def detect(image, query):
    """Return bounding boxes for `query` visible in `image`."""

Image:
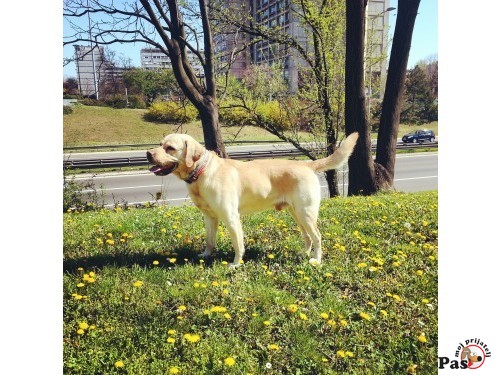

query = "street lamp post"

[366,6,396,120]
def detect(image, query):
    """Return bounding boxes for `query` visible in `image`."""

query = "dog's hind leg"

[291,205,322,264]
[288,206,312,255]
[199,214,219,259]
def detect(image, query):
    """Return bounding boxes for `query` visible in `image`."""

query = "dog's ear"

[461,348,470,360]
[185,139,204,168]
[184,140,195,168]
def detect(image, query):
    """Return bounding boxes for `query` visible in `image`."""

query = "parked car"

[402,129,436,143]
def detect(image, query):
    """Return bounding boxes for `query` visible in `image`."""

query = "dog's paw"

[228,262,242,269]
[308,258,321,266]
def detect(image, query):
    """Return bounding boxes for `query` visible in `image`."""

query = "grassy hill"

[63,104,438,148]
[64,191,437,374]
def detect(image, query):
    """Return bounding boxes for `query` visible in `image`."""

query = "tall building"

[74,45,125,98]
[74,45,105,97]
[214,0,393,93]
[140,48,204,75]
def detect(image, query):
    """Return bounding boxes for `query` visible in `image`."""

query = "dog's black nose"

[146,151,154,163]
[477,356,482,362]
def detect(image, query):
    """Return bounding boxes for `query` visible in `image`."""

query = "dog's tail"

[308,132,359,173]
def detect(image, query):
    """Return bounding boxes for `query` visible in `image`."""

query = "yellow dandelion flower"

[267,254,275,259]
[327,319,336,326]
[380,310,388,316]
[268,344,280,351]
[393,294,402,302]
[367,301,376,307]
[167,337,176,343]
[221,261,228,265]
[222,289,230,295]
[320,313,329,319]
[106,233,113,238]
[340,320,348,327]
[153,260,159,265]
[336,350,346,358]
[359,312,371,321]
[133,281,144,287]
[325,272,333,278]
[417,334,427,343]
[299,313,308,321]
[211,281,219,287]
[322,357,329,362]
[178,305,187,311]
[114,361,125,368]
[224,357,236,367]
[346,351,354,358]
[263,320,271,326]
[223,313,232,319]
[169,366,180,374]
[183,333,201,343]
[210,306,227,313]
[422,298,430,304]
[169,258,177,264]
[78,322,89,330]
[106,239,115,246]
[416,270,424,276]
[357,262,367,268]
[238,260,245,264]
[287,304,298,313]
[168,329,176,335]
[77,283,85,288]
[76,328,85,335]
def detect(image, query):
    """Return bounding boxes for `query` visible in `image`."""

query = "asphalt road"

[71,152,438,207]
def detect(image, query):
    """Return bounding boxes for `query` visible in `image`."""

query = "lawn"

[63,105,286,147]
[64,191,437,374]
[63,105,438,148]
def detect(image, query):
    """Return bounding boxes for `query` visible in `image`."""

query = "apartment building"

[215,0,392,93]
[74,45,125,98]
[140,48,204,75]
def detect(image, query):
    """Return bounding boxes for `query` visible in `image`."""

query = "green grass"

[63,105,287,148]
[64,191,437,374]
[63,105,437,148]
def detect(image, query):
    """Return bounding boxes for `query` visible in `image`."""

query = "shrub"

[80,98,104,107]
[63,174,105,212]
[255,100,292,130]
[63,105,74,115]
[144,100,198,123]
[127,94,147,109]
[104,94,128,109]
[219,103,252,126]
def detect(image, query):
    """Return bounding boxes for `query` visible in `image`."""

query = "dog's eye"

[165,145,176,152]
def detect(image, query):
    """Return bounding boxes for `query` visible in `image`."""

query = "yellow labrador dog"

[147,133,358,266]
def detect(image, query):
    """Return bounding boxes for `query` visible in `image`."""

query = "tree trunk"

[198,97,227,157]
[375,0,421,181]
[345,0,377,196]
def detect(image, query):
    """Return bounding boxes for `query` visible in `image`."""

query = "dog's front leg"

[223,211,245,267]
[199,214,219,259]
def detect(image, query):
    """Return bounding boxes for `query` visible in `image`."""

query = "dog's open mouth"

[149,163,178,176]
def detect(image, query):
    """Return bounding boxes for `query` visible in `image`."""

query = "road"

[70,151,438,207]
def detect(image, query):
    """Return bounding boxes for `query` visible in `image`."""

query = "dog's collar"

[184,150,210,184]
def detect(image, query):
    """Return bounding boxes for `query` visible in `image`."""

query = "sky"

[63,0,438,78]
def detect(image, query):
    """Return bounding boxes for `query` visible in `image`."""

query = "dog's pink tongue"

[149,166,163,173]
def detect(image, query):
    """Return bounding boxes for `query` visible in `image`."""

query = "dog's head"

[146,134,205,177]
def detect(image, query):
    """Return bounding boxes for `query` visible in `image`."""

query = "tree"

[64,0,227,156]
[345,0,421,195]
[212,0,347,197]
[123,68,180,103]
[401,65,436,124]
[63,77,79,96]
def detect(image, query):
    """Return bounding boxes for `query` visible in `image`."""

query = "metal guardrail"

[63,142,437,170]
[63,139,286,152]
